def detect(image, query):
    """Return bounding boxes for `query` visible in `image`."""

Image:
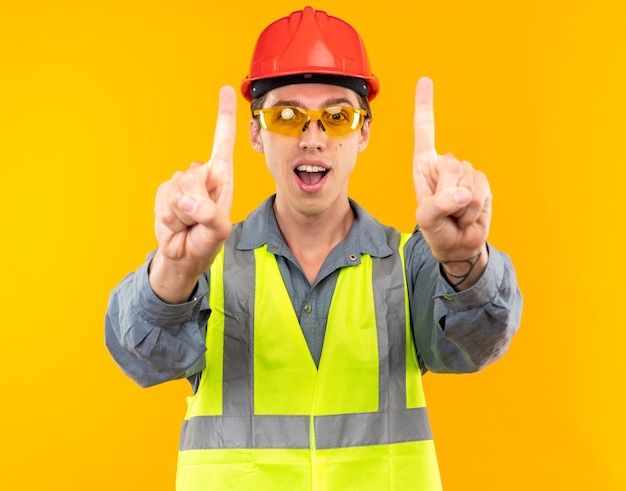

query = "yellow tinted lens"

[320,106,366,136]
[254,106,308,136]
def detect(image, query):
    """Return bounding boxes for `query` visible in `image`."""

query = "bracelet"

[439,252,482,288]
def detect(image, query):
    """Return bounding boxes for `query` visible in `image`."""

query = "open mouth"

[294,164,329,186]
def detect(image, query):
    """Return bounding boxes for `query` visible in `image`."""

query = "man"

[106,6,522,490]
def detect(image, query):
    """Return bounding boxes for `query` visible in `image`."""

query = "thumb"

[417,187,472,227]
[452,188,471,206]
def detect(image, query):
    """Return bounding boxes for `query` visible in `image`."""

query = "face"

[249,83,371,219]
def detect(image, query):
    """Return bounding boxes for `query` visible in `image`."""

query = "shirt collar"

[237,195,394,258]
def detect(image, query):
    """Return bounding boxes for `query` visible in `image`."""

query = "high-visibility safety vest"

[177,224,442,490]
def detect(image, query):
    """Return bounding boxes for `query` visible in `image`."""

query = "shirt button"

[303,304,313,314]
[348,253,358,262]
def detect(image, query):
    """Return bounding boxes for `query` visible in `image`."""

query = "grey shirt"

[105,197,522,389]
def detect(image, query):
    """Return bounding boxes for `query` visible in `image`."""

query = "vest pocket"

[176,449,257,489]
[176,448,313,490]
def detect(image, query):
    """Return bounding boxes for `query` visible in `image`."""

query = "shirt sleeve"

[104,255,210,387]
[405,231,523,374]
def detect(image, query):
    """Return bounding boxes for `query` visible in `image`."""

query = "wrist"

[148,251,202,304]
[436,244,488,291]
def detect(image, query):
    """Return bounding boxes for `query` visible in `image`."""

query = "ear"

[249,119,265,153]
[358,119,371,153]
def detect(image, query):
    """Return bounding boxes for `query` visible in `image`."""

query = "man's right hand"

[149,86,236,303]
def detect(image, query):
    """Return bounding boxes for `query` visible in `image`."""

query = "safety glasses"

[253,105,368,137]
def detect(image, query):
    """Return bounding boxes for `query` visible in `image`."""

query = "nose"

[299,118,326,150]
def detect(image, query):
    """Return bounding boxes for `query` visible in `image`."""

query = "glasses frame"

[253,105,368,137]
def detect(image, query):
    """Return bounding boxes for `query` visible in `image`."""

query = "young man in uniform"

[106,6,522,490]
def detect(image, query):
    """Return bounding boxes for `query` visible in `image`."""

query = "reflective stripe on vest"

[177,223,442,490]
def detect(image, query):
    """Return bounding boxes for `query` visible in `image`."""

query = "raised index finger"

[204,85,237,212]
[209,85,237,166]
[413,77,437,159]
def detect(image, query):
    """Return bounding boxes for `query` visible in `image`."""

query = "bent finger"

[155,182,193,233]
[456,170,492,229]
[416,187,472,230]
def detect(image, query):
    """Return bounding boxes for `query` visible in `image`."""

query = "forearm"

[105,258,209,387]
[409,239,522,373]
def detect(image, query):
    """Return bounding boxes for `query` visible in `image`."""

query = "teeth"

[296,165,327,172]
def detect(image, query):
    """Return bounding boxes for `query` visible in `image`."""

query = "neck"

[273,195,355,284]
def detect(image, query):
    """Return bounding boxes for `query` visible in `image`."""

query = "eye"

[324,107,348,122]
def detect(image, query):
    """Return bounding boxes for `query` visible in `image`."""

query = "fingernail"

[180,195,197,213]
[454,189,470,205]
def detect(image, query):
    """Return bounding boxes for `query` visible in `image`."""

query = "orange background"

[1,1,624,489]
